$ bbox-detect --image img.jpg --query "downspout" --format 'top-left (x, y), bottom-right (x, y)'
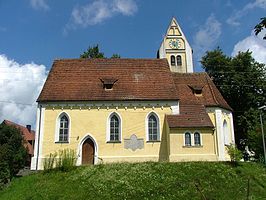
top-left (36, 104), bottom-right (42, 170)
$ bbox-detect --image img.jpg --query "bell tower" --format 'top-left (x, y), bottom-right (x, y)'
top-left (158, 17), bottom-right (193, 73)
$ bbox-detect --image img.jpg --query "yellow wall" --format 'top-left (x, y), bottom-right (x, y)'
top-left (38, 104), bottom-right (231, 167)
top-left (169, 128), bottom-right (218, 161)
top-left (166, 52), bottom-right (187, 73)
top-left (40, 106), bottom-right (172, 165)
top-left (164, 38), bottom-right (187, 73)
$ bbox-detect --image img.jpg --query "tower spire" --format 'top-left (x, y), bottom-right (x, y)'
top-left (158, 17), bottom-right (194, 73)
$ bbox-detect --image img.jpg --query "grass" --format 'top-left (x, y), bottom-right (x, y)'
top-left (0, 162), bottom-right (266, 200)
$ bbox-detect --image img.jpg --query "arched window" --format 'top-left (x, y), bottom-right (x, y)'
top-left (147, 113), bottom-right (160, 141)
top-left (185, 132), bottom-right (191, 146)
top-left (194, 132), bottom-right (201, 146)
top-left (170, 55), bottom-right (176, 66)
top-left (223, 120), bottom-right (229, 145)
top-left (176, 55), bottom-right (182, 66)
top-left (107, 113), bottom-right (121, 142)
top-left (110, 115), bottom-right (119, 141)
top-left (57, 114), bottom-right (69, 142)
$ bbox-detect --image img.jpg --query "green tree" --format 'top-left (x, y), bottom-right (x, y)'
top-left (80, 44), bottom-right (121, 59)
top-left (201, 48), bottom-right (266, 158)
top-left (111, 54), bottom-right (121, 58)
top-left (80, 44), bottom-right (105, 58)
top-left (0, 123), bottom-right (27, 188)
top-left (254, 17), bottom-right (266, 40)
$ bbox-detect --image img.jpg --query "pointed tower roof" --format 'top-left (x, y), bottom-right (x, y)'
top-left (158, 17), bottom-right (194, 73)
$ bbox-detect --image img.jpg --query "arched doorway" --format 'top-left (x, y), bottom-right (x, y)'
top-left (82, 138), bottom-right (95, 165)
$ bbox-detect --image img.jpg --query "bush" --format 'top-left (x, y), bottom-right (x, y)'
top-left (43, 149), bottom-right (77, 172)
top-left (227, 144), bottom-right (243, 163)
top-left (0, 124), bottom-right (27, 189)
top-left (43, 152), bottom-right (57, 172)
top-left (56, 149), bottom-right (77, 172)
top-left (0, 162), bottom-right (10, 190)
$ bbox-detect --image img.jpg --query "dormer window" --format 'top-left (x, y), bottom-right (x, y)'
top-left (189, 85), bottom-right (203, 96)
top-left (194, 88), bottom-right (202, 95)
top-left (104, 84), bottom-right (113, 90)
top-left (100, 78), bottom-right (118, 90)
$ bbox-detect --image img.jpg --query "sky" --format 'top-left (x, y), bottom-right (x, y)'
top-left (0, 0), bottom-right (266, 128)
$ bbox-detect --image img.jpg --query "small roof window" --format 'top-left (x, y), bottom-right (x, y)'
top-left (100, 78), bottom-right (118, 90)
top-left (188, 85), bottom-right (204, 96)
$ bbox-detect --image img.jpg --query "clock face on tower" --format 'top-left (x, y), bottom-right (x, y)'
top-left (169, 39), bottom-right (181, 49)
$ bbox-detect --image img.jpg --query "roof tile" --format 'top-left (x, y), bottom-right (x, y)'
top-left (172, 72), bottom-right (232, 110)
top-left (167, 104), bottom-right (214, 128)
top-left (38, 58), bottom-right (179, 102)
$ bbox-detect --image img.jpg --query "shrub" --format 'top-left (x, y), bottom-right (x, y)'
top-left (0, 124), bottom-right (27, 189)
top-left (43, 149), bottom-right (77, 172)
top-left (0, 162), bottom-right (10, 190)
top-left (227, 144), bottom-right (243, 163)
top-left (43, 152), bottom-right (57, 172)
top-left (56, 149), bottom-right (77, 172)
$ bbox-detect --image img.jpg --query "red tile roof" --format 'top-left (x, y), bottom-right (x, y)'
top-left (172, 72), bottom-right (232, 110)
top-left (167, 104), bottom-right (214, 128)
top-left (38, 59), bottom-right (232, 129)
top-left (2, 120), bottom-right (35, 155)
top-left (38, 58), bottom-right (179, 102)
top-left (167, 72), bottom-right (231, 128)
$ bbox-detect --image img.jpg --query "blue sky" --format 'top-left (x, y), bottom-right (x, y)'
top-left (1, 0), bottom-right (265, 69)
top-left (0, 0), bottom-right (266, 126)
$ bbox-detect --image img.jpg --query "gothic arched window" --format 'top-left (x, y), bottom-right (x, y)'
top-left (171, 55), bottom-right (176, 66)
top-left (223, 120), bottom-right (229, 145)
top-left (185, 132), bottom-right (191, 146)
top-left (176, 55), bottom-right (182, 66)
top-left (110, 115), bottom-right (120, 141)
top-left (107, 112), bottom-right (122, 142)
top-left (147, 113), bottom-right (160, 141)
top-left (56, 113), bottom-right (70, 143)
top-left (194, 132), bottom-right (201, 146)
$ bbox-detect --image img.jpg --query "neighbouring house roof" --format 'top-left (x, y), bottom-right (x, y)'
top-left (2, 120), bottom-right (35, 155)
top-left (171, 72), bottom-right (232, 111)
top-left (166, 104), bottom-right (214, 128)
top-left (38, 58), bottom-right (179, 102)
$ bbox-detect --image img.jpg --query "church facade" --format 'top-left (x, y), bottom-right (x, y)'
top-left (31, 18), bottom-right (235, 170)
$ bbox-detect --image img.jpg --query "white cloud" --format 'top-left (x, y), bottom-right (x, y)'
top-left (0, 54), bottom-right (47, 128)
top-left (193, 14), bottom-right (222, 61)
top-left (30, 0), bottom-right (49, 11)
top-left (112, 0), bottom-right (138, 16)
top-left (64, 0), bottom-right (137, 33)
top-left (227, 0), bottom-right (266, 26)
top-left (232, 30), bottom-right (266, 64)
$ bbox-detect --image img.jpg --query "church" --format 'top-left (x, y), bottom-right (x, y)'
top-left (31, 18), bottom-right (235, 170)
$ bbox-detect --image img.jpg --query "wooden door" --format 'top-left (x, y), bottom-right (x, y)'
top-left (82, 138), bottom-right (94, 165)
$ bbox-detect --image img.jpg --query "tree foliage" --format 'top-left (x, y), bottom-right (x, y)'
top-left (201, 48), bottom-right (266, 158)
top-left (111, 54), bottom-right (121, 58)
top-left (80, 44), bottom-right (121, 59)
top-left (0, 124), bottom-right (27, 189)
top-left (254, 17), bottom-right (266, 40)
top-left (80, 44), bottom-right (105, 58)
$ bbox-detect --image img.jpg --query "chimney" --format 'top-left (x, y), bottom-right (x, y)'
top-left (26, 125), bottom-right (31, 132)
